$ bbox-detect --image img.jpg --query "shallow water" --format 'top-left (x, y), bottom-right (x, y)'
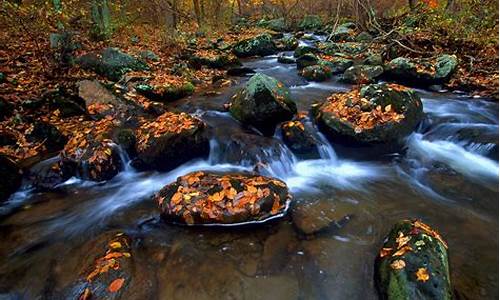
top-left (0, 38), bottom-right (498, 299)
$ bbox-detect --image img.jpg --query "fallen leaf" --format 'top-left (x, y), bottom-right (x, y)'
top-left (108, 278), bottom-right (125, 293)
top-left (390, 259), bottom-right (406, 270)
top-left (416, 267), bottom-right (430, 282)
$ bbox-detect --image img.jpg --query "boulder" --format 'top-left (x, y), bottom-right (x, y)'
top-left (257, 18), bottom-right (287, 32)
top-left (135, 81), bottom-right (195, 103)
top-left (375, 220), bottom-right (452, 300)
top-left (27, 121), bottom-right (68, 153)
top-left (296, 53), bottom-right (319, 69)
top-left (229, 73), bottom-right (297, 135)
top-left (385, 54), bottom-right (459, 85)
top-left (133, 112), bottom-right (209, 171)
top-left (280, 115), bottom-right (320, 158)
top-left (154, 171), bottom-right (291, 225)
top-left (275, 36), bottom-right (299, 51)
top-left (300, 64), bottom-right (332, 82)
top-left (329, 24), bottom-right (355, 42)
top-left (299, 15), bottom-right (322, 31)
top-left (342, 65), bottom-right (384, 84)
top-left (44, 88), bottom-right (87, 118)
top-left (29, 159), bottom-right (70, 191)
top-left (293, 45), bottom-right (318, 58)
top-left (277, 54), bottom-right (295, 64)
top-left (321, 57), bottom-right (354, 74)
top-left (0, 155), bottom-right (22, 202)
top-left (76, 47), bottom-right (149, 81)
top-left (59, 119), bottom-right (123, 181)
top-left (78, 79), bottom-right (121, 107)
top-left (0, 97), bottom-right (14, 120)
top-left (314, 83), bottom-right (423, 144)
top-left (138, 50), bottom-right (160, 62)
top-left (319, 42), bottom-right (366, 56)
top-left (189, 51), bottom-right (241, 69)
top-left (232, 34), bottom-right (277, 58)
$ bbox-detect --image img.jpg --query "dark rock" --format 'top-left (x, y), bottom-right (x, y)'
top-left (133, 112), bottom-right (209, 172)
top-left (44, 88), bottom-right (87, 118)
top-left (319, 42), bottom-right (366, 56)
top-left (232, 34), bottom-right (277, 58)
top-left (321, 57), bottom-right (353, 74)
top-left (0, 97), bottom-right (14, 120)
top-left (27, 121), bottom-right (68, 153)
top-left (0, 72), bottom-right (6, 83)
top-left (328, 24), bottom-right (355, 42)
top-left (385, 54), bottom-right (459, 85)
top-left (76, 47), bottom-right (149, 81)
top-left (139, 50), bottom-right (160, 62)
top-left (277, 54), bottom-right (295, 64)
top-left (0, 155), bottom-right (22, 202)
top-left (296, 53), bottom-right (319, 69)
top-left (293, 45), bottom-right (318, 58)
top-left (155, 171), bottom-right (291, 225)
top-left (300, 64), bottom-right (332, 82)
top-left (314, 83), bottom-right (423, 144)
top-left (227, 67), bottom-right (255, 76)
top-left (113, 128), bottom-right (137, 158)
top-left (189, 53), bottom-right (241, 69)
top-left (291, 198), bottom-right (353, 235)
top-left (280, 116), bottom-right (320, 158)
top-left (257, 18), bottom-right (287, 32)
top-left (342, 65), bottom-right (384, 84)
top-left (276, 36), bottom-right (299, 51)
top-left (135, 82), bottom-right (195, 103)
top-left (29, 158), bottom-right (69, 191)
top-left (375, 220), bottom-right (452, 300)
top-left (229, 73), bottom-right (297, 135)
top-left (299, 15), bottom-right (322, 31)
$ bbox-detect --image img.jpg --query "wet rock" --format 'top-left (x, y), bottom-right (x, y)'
top-left (135, 81), bottom-right (195, 103)
top-left (0, 155), bottom-right (22, 202)
top-left (77, 79), bottom-right (121, 107)
top-left (229, 73), bottom-right (297, 135)
top-left (342, 65), bottom-right (384, 84)
top-left (385, 54), bottom-right (459, 85)
top-left (375, 220), bottom-right (452, 300)
top-left (314, 83), bottom-right (423, 144)
top-left (227, 67), bottom-right (255, 76)
top-left (300, 64), bottom-right (332, 82)
top-left (362, 52), bottom-right (384, 66)
top-left (59, 119), bottom-right (123, 181)
top-left (260, 222), bottom-right (297, 272)
top-left (30, 159), bottom-right (69, 191)
top-left (299, 15), bottom-right (322, 31)
top-left (138, 49), bottom-right (160, 62)
top-left (321, 57), bottom-right (354, 74)
top-left (275, 36), bottom-right (299, 51)
top-left (133, 112), bottom-right (208, 172)
top-left (291, 198), bottom-right (352, 235)
top-left (296, 53), bottom-right (319, 69)
top-left (277, 54), bottom-right (295, 64)
top-left (293, 45), bottom-right (318, 58)
top-left (113, 128), bottom-right (137, 158)
top-left (76, 47), bottom-right (149, 81)
top-left (27, 121), bottom-right (68, 153)
top-left (232, 34), bottom-right (277, 57)
top-left (280, 115), bottom-right (320, 158)
top-left (155, 171), bottom-right (291, 225)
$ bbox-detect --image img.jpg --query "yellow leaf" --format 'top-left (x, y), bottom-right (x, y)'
top-left (109, 242), bottom-right (122, 249)
top-left (416, 267), bottom-right (430, 282)
top-left (390, 259), bottom-right (406, 270)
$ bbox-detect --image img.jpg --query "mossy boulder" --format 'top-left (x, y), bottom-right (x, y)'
top-left (300, 64), bottom-right (332, 82)
top-left (375, 220), bottom-right (452, 300)
top-left (133, 112), bottom-right (209, 172)
top-left (329, 24), bottom-right (356, 42)
top-left (229, 73), bottom-right (297, 135)
top-left (135, 82), bottom-right (195, 102)
top-left (342, 65), bottom-right (384, 84)
top-left (355, 31), bottom-right (373, 42)
top-left (189, 52), bottom-right (241, 69)
top-left (155, 171), bottom-right (291, 225)
top-left (319, 42), bottom-right (366, 56)
top-left (0, 155), bottom-right (22, 202)
top-left (232, 34), bottom-right (277, 57)
top-left (76, 47), bottom-right (149, 81)
top-left (321, 57), bottom-right (353, 74)
top-left (293, 45), bottom-right (318, 58)
top-left (296, 53), bottom-right (319, 69)
top-left (299, 15), bottom-right (322, 31)
top-left (314, 83), bottom-right (423, 144)
top-left (276, 36), bottom-right (299, 51)
top-left (257, 18), bottom-right (287, 32)
top-left (385, 54), bottom-right (459, 85)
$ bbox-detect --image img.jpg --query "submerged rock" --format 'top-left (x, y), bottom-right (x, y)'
top-left (375, 220), bottom-right (452, 300)
top-left (155, 171), bottom-right (291, 225)
top-left (314, 83), bottom-right (423, 144)
top-left (291, 198), bottom-right (353, 235)
top-left (59, 119), bottom-right (123, 181)
top-left (232, 34), bottom-right (277, 57)
top-left (76, 47), bottom-right (149, 81)
top-left (229, 73), bottom-right (297, 135)
top-left (135, 81), bottom-right (195, 103)
top-left (0, 155), bottom-right (22, 202)
top-left (385, 54), bottom-right (459, 85)
top-left (342, 65), bottom-right (384, 84)
top-left (133, 112), bottom-right (208, 172)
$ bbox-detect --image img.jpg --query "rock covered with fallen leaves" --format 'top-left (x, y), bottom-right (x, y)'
top-left (375, 220), bottom-right (452, 300)
top-left (314, 83), bottom-right (423, 144)
top-left (155, 172), bottom-right (291, 225)
top-left (280, 113), bottom-right (320, 158)
top-left (229, 73), bottom-right (297, 135)
top-left (132, 112), bottom-right (209, 171)
top-left (0, 155), bottom-right (22, 202)
top-left (59, 118), bottom-right (123, 182)
top-left (232, 34), bottom-right (277, 58)
top-left (385, 54), bottom-right (459, 85)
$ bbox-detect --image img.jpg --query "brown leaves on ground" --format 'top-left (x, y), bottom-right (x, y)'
top-left (136, 112), bottom-right (202, 152)
top-left (156, 172), bottom-right (290, 224)
top-left (321, 85), bottom-right (406, 132)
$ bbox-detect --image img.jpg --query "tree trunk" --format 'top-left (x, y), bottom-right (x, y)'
top-left (193, 0), bottom-right (202, 28)
top-left (91, 0), bottom-right (112, 40)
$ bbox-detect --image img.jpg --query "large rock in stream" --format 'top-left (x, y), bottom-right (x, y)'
top-left (232, 34), bottom-right (277, 58)
top-left (229, 73), bottom-right (297, 135)
top-left (155, 171), bottom-right (291, 225)
top-left (314, 83), bottom-right (423, 144)
top-left (375, 219), bottom-right (452, 300)
top-left (385, 54), bottom-right (459, 85)
top-left (0, 155), bottom-right (23, 202)
top-left (133, 112), bottom-right (209, 172)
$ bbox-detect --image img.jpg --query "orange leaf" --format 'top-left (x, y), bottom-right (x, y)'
top-left (108, 278), bottom-right (125, 293)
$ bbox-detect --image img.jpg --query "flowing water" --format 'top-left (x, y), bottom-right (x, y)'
top-left (0, 36), bottom-right (498, 299)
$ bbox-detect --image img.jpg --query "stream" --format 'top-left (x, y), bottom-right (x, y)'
top-left (0, 35), bottom-right (498, 299)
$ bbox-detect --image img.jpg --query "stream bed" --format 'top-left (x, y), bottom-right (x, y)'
top-left (0, 37), bottom-right (498, 299)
